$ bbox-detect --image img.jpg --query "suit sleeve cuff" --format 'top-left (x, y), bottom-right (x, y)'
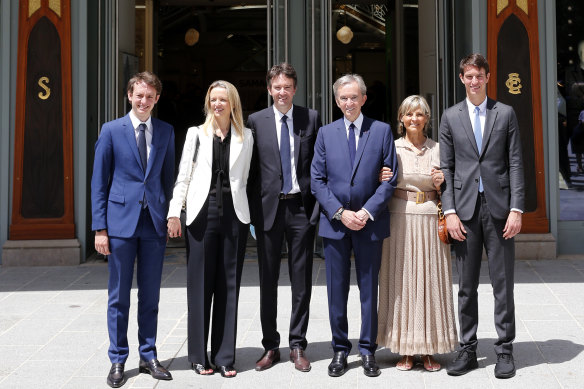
top-left (444, 209), bottom-right (456, 215)
top-left (362, 208), bottom-right (374, 221)
top-left (510, 208), bottom-right (523, 213)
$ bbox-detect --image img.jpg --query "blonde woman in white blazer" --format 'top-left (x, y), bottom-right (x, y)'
top-left (167, 80), bottom-right (253, 378)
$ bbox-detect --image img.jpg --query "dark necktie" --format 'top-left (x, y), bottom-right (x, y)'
top-left (473, 107), bottom-right (484, 192)
top-left (348, 123), bottom-right (356, 167)
top-left (280, 115), bottom-right (292, 194)
top-left (138, 123), bottom-right (148, 171)
top-left (138, 123), bottom-right (148, 208)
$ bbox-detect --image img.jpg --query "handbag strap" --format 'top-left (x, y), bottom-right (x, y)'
top-left (182, 132), bottom-right (200, 210)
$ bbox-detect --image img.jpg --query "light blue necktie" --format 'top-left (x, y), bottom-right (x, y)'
top-left (280, 115), bottom-right (292, 194)
top-left (348, 123), bottom-right (356, 167)
top-left (473, 106), bottom-right (484, 192)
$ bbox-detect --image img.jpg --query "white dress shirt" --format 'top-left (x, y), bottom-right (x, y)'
top-left (129, 111), bottom-right (153, 160)
top-left (343, 113), bottom-right (364, 148)
top-left (273, 105), bottom-right (300, 194)
top-left (341, 113), bottom-right (373, 220)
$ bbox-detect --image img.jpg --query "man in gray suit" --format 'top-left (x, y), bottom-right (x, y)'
top-left (440, 53), bottom-right (524, 379)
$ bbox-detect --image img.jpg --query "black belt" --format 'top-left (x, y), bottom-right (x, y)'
top-left (279, 192), bottom-right (301, 200)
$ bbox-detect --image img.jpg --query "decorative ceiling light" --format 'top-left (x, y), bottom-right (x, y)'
top-left (185, 28), bottom-right (200, 46)
top-left (336, 10), bottom-right (353, 44)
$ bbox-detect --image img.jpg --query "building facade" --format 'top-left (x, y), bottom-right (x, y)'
top-left (0, 0), bottom-right (582, 264)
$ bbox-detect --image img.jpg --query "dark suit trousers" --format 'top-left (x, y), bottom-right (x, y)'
top-left (107, 208), bottom-right (166, 363)
top-left (454, 193), bottom-right (516, 355)
top-left (186, 194), bottom-right (247, 367)
top-left (323, 234), bottom-right (382, 356)
top-left (256, 197), bottom-right (315, 350)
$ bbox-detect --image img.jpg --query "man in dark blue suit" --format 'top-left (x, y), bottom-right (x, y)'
top-left (311, 74), bottom-right (397, 377)
top-left (91, 72), bottom-right (175, 388)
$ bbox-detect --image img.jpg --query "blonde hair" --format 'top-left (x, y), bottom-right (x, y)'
top-left (396, 95), bottom-right (431, 136)
top-left (202, 80), bottom-right (244, 141)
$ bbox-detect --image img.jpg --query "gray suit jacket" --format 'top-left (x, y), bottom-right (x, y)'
top-left (439, 98), bottom-right (524, 221)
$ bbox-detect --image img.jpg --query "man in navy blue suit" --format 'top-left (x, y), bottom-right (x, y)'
top-left (311, 74), bottom-right (397, 377)
top-left (91, 72), bottom-right (175, 388)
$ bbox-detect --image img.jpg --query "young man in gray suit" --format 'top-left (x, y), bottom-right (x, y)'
top-left (440, 53), bottom-right (524, 379)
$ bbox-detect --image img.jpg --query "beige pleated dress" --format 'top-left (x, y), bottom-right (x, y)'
top-left (377, 137), bottom-right (458, 355)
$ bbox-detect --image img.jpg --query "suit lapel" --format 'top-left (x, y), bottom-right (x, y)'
top-left (333, 119), bottom-right (353, 175)
top-left (292, 105), bottom-right (305, 171)
top-left (457, 100), bottom-right (480, 156)
top-left (480, 98), bottom-right (498, 158)
top-left (352, 116), bottom-right (371, 177)
top-left (200, 127), bottom-right (213, 168)
top-left (123, 115), bottom-right (144, 173)
top-left (145, 120), bottom-right (161, 178)
top-left (229, 125), bottom-right (243, 170)
top-left (264, 108), bottom-right (282, 175)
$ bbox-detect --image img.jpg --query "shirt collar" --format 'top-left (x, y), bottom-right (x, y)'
top-left (344, 113), bottom-right (364, 130)
top-left (129, 110), bottom-right (152, 131)
top-left (273, 105), bottom-right (293, 120)
top-left (466, 96), bottom-right (488, 114)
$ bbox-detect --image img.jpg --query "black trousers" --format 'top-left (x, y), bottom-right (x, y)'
top-left (186, 194), bottom-right (247, 367)
top-left (256, 196), bottom-right (315, 351)
top-left (454, 193), bottom-right (516, 355)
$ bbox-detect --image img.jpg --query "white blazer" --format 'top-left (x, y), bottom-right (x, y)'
top-left (167, 124), bottom-right (254, 225)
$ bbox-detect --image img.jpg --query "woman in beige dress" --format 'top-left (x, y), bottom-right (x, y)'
top-left (377, 95), bottom-right (458, 371)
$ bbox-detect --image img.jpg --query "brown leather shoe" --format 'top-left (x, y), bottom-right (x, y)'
top-left (255, 349), bottom-right (281, 371)
top-left (290, 348), bottom-right (311, 372)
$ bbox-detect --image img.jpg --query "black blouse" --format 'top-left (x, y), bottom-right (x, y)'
top-left (209, 130), bottom-right (231, 214)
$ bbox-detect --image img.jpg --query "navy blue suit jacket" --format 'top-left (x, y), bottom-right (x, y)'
top-left (91, 114), bottom-right (175, 238)
top-left (311, 116), bottom-right (397, 241)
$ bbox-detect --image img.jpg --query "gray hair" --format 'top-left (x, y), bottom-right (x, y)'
top-left (396, 95), bottom-right (431, 136)
top-left (333, 74), bottom-right (367, 99)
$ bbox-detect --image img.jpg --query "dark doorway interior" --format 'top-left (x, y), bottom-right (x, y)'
top-left (153, 2), bottom-right (268, 169)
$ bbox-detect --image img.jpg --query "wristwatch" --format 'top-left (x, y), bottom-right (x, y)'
top-left (333, 207), bottom-right (344, 221)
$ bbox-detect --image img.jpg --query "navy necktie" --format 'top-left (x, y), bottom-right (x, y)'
top-left (473, 106), bottom-right (484, 192)
top-left (138, 123), bottom-right (148, 171)
top-left (348, 123), bottom-right (356, 167)
top-left (280, 115), bottom-right (292, 194)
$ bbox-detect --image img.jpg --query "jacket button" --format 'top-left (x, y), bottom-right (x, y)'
top-left (475, 178), bottom-right (478, 182)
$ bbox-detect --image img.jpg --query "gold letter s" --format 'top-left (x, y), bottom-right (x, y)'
top-left (38, 76), bottom-right (51, 100)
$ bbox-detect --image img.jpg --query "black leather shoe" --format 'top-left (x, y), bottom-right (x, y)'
top-left (328, 351), bottom-right (347, 377)
top-left (446, 349), bottom-right (479, 376)
top-left (139, 359), bottom-right (173, 381)
top-left (106, 363), bottom-right (125, 388)
top-left (360, 354), bottom-right (381, 377)
top-left (494, 353), bottom-right (516, 379)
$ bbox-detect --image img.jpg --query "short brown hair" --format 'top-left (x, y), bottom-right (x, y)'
top-left (127, 71), bottom-right (163, 95)
top-left (266, 62), bottom-right (297, 88)
top-left (459, 53), bottom-right (490, 75)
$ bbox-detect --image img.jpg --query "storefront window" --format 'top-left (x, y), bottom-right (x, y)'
top-left (556, 0), bottom-right (584, 220)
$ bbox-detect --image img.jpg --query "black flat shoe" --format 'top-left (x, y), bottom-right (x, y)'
top-left (360, 354), bottom-right (381, 377)
top-left (139, 358), bottom-right (173, 381)
top-left (217, 365), bottom-right (237, 378)
top-left (328, 351), bottom-right (347, 377)
top-left (494, 353), bottom-right (516, 379)
top-left (192, 363), bottom-right (214, 375)
top-left (106, 363), bottom-right (125, 388)
top-left (446, 349), bottom-right (479, 376)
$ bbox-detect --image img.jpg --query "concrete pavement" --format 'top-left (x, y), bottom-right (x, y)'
top-left (1, 249), bottom-right (584, 388)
